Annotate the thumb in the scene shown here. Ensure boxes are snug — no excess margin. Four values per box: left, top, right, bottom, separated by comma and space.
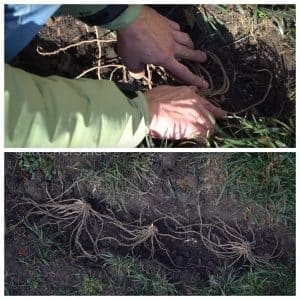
122, 57, 145, 76
125, 60, 145, 74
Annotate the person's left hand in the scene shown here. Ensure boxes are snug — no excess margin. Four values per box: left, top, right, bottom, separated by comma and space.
117, 6, 209, 89
144, 85, 227, 141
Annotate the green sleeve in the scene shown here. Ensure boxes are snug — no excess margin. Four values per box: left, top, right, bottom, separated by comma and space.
5, 64, 149, 148
55, 5, 143, 30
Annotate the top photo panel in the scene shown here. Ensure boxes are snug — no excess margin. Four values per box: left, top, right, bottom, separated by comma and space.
4, 4, 295, 148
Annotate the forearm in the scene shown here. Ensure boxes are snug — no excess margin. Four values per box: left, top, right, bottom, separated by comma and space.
5, 64, 149, 147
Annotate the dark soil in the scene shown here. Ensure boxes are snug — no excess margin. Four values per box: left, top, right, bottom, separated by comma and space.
10, 5, 295, 140
5, 153, 295, 295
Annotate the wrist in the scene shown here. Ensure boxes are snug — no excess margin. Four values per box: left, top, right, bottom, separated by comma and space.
107, 5, 143, 31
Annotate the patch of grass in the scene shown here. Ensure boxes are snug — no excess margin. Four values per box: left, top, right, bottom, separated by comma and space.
102, 153, 156, 182
81, 153, 157, 209
247, 5, 296, 46
23, 221, 66, 264
131, 271, 177, 296
195, 267, 239, 295
80, 274, 103, 295
212, 115, 295, 148
195, 262, 295, 295
4, 272, 16, 295
239, 262, 295, 295
102, 252, 177, 295
219, 153, 295, 229
25, 272, 42, 291
18, 153, 57, 180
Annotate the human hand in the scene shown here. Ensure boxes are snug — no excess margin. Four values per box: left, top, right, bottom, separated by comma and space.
117, 6, 209, 89
144, 85, 227, 141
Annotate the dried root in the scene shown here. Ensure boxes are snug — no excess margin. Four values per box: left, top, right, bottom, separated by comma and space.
189, 51, 273, 114
195, 203, 282, 268
192, 51, 230, 98
36, 39, 116, 56
21, 185, 182, 265
23, 196, 106, 261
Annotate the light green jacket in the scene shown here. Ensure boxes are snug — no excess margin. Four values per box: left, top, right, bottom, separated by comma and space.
5, 5, 150, 148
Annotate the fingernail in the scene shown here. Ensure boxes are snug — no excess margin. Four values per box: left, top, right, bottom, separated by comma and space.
201, 80, 209, 89
198, 51, 207, 62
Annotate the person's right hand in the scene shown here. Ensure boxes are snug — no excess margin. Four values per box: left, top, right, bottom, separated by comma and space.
117, 6, 209, 88
144, 85, 227, 141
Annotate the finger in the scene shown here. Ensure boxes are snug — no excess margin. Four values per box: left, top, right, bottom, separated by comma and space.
174, 121, 210, 140
194, 106, 216, 136
174, 44, 207, 62
124, 60, 145, 74
204, 102, 227, 120
172, 31, 194, 49
189, 124, 215, 143
165, 58, 209, 89
197, 96, 227, 119
118, 49, 145, 73
192, 123, 216, 140
166, 18, 181, 31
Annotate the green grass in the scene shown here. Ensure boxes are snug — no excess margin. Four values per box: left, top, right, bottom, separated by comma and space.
5, 271, 43, 295
25, 272, 42, 291
18, 153, 57, 180
212, 115, 295, 148
218, 153, 295, 229
81, 153, 157, 209
102, 252, 177, 295
80, 274, 103, 295
195, 262, 295, 295
4, 272, 17, 295
247, 5, 295, 46
22, 221, 66, 264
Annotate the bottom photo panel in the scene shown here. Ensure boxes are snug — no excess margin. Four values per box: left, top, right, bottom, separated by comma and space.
4, 152, 295, 296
